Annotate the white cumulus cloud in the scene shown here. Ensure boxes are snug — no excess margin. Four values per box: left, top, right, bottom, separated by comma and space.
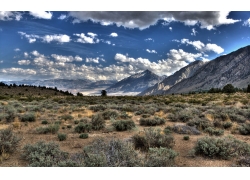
191, 28, 198, 36
18, 32, 71, 44
42, 34, 71, 43
0, 11, 22, 21
110, 32, 118, 37
58, 14, 67, 20
24, 52, 29, 58
1, 68, 36, 75
87, 32, 97, 38
31, 50, 40, 57
86, 57, 100, 63
74, 33, 99, 44
146, 49, 157, 54
29, 11, 53, 19
181, 38, 224, 54
18, 60, 31, 65
204, 43, 224, 54
14, 48, 20, 52
51, 54, 83, 62
243, 18, 250, 27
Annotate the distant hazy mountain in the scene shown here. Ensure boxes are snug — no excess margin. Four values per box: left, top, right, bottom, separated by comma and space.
106, 69, 166, 94
139, 60, 207, 96
2, 79, 117, 95
163, 45, 250, 94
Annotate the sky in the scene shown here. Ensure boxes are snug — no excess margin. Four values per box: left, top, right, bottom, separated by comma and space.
1, 4, 250, 82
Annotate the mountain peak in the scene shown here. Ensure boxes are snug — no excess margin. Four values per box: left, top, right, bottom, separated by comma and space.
106, 69, 164, 94
144, 69, 151, 73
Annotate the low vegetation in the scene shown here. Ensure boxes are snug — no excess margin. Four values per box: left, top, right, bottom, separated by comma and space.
0, 87, 250, 167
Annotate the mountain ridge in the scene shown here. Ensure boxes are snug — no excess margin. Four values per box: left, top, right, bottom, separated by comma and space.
139, 60, 207, 96
163, 45, 250, 94
106, 69, 166, 94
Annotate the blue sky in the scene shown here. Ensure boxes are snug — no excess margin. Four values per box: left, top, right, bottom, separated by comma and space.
1, 10, 250, 81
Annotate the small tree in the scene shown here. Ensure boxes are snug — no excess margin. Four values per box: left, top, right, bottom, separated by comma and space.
77, 92, 83, 96
222, 84, 235, 93
101, 90, 107, 96
247, 84, 250, 93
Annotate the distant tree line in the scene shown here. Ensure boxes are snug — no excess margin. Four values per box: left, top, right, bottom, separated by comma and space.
207, 84, 250, 93
0, 82, 73, 96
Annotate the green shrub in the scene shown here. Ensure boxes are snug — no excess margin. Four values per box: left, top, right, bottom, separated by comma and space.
145, 147, 177, 167
58, 133, 67, 141
0, 128, 21, 155
239, 123, 250, 135
102, 110, 118, 120
91, 113, 105, 130
67, 125, 72, 129
112, 120, 135, 131
223, 121, 232, 129
163, 126, 172, 135
4, 105, 16, 123
139, 117, 166, 126
183, 135, 190, 140
141, 114, 151, 118
41, 120, 48, 124
194, 136, 250, 159
82, 138, 142, 167
187, 118, 213, 130
168, 109, 196, 123
60, 114, 74, 121
213, 120, 222, 128
20, 112, 36, 122
236, 156, 250, 167
119, 111, 131, 119
89, 105, 107, 112
0, 114, 7, 121
22, 141, 70, 167
132, 127, 174, 151
36, 124, 60, 134
74, 120, 79, 124
79, 133, 88, 139
54, 120, 62, 125
214, 113, 228, 121
172, 124, 201, 135
74, 123, 92, 133
204, 127, 224, 136
79, 118, 89, 123
229, 114, 246, 123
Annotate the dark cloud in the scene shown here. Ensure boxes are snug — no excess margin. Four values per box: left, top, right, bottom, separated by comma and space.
69, 11, 240, 30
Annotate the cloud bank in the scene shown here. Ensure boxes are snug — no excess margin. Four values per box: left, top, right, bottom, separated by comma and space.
69, 11, 240, 30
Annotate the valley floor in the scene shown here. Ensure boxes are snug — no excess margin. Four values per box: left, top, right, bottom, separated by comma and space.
1, 92, 250, 167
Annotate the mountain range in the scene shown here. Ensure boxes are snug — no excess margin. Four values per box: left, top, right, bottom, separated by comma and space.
105, 69, 166, 95
138, 60, 207, 95
2, 45, 250, 96
2, 79, 117, 95
111, 45, 250, 96
162, 45, 250, 94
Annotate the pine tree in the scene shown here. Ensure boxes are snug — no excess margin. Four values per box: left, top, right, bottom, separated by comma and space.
247, 84, 250, 93
222, 84, 235, 93
101, 90, 107, 96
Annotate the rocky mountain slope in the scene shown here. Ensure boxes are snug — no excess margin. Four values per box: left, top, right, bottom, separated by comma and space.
163, 45, 250, 94
139, 60, 207, 95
